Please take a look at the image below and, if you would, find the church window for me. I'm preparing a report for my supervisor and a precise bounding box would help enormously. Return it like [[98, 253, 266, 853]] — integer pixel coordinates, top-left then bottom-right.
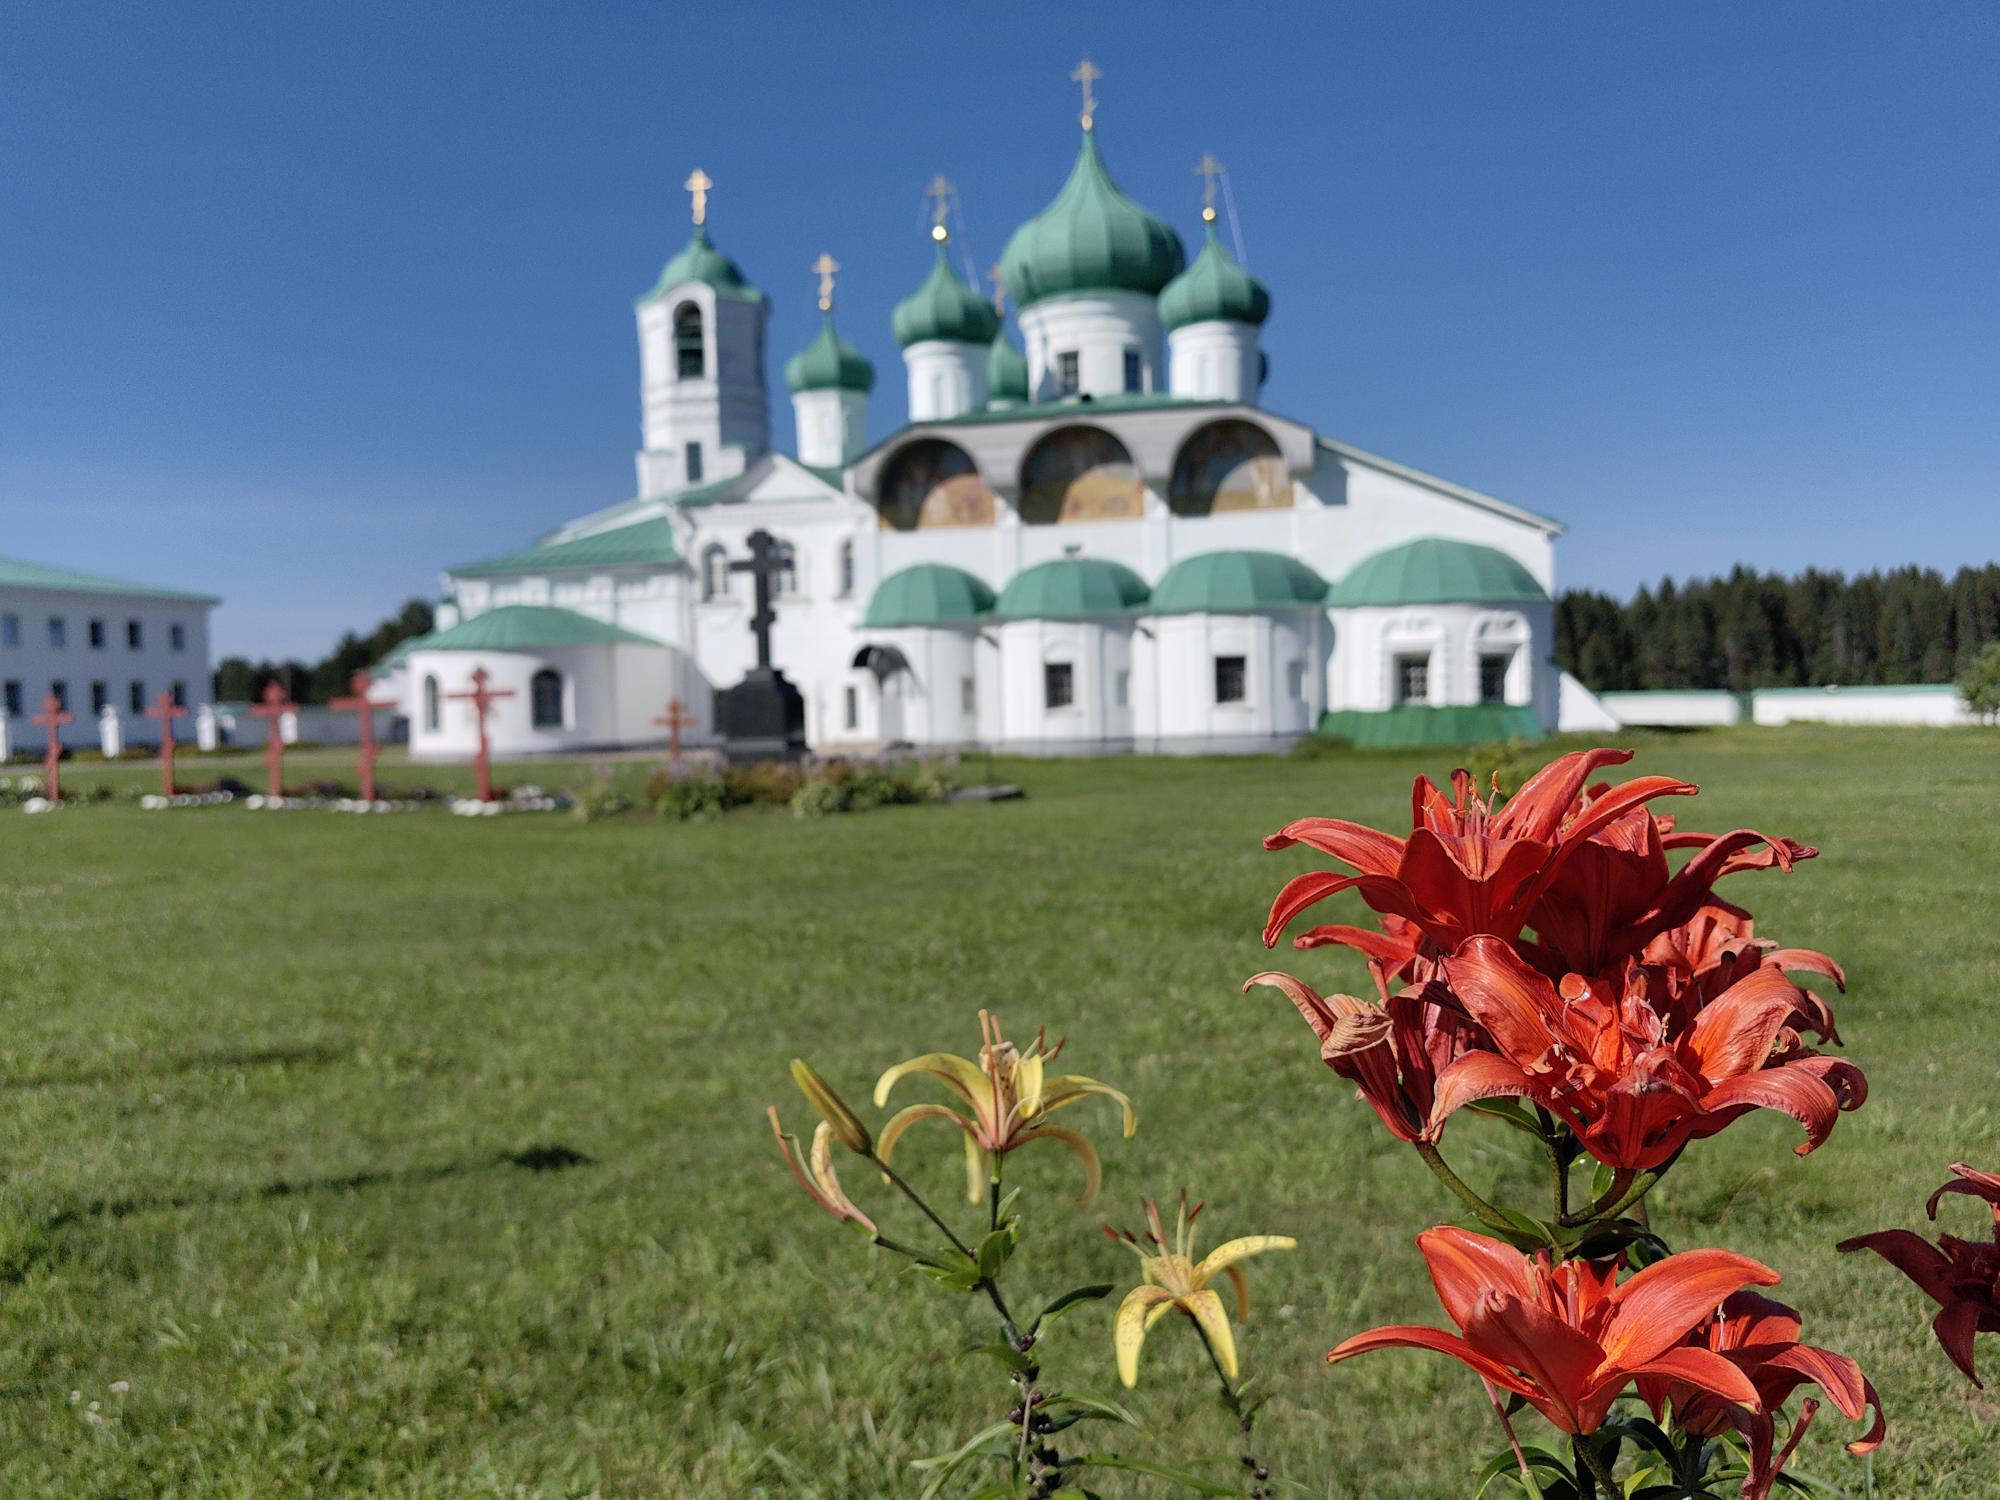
[[50, 679, 68, 711], [1018, 425, 1143, 524], [1214, 655, 1247, 705], [171, 680, 186, 708], [684, 440, 704, 484], [423, 674, 441, 732], [838, 540, 854, 597], [88, 618, 105, 649], [1043, 661, 1074, 710], [960, 675, 976, 715], [0, 613, 17, 647], [701, 544, 729, 600], [1114, 670, 1129, 708], [773, 541, 799, 597], [129, 680, 144, 712], [1479, 652, 1513, 705], [128, 619, 144, 649], [1168, 420, 1290, 516], [1395, 654, 1430, 705], [673, 302, 704, 379], [1285, 659, 1305, 702], [90, 681, 108, 714], [1122, 348, 1142, 393], [170, 622, 186, 651], [843, 684, 858, 731], [1056, 350, 1080, 395], [3, 681, 19, 717], [48, 616, 65, 649], [530, 668, 564, 728], [877, 438, 995, 531]]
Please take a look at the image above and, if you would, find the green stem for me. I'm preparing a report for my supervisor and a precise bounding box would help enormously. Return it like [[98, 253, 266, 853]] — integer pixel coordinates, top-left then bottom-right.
[[1193, 1320, 1268, 1497], [1559, 1163, 1669, 1229], [1414, 1141, 1518, 1235], [1536, 1108, 1570, 1222], [1573, 1434, 1616, 1495], [871, 1152, 1021, 1339]]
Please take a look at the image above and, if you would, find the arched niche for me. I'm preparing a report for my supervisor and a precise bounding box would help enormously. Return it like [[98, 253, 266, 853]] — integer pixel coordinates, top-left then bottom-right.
[[1168, 419, 1291, 516], [877, 438, 997, 531], [1018, 426, 1144, 525]]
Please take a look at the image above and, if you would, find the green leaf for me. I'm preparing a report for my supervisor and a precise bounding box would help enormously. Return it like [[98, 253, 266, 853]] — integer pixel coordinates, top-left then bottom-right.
[[1070, 1453, 1238, 1495], [914, 1247, 984, 1290], [912, 1419, 1018, 1500], [957, 1340, 1032, 1373], [1033, 1283, 1114, 1331], [1468, 1098, 1546, 1137], [994, 1186, 1022, 1224], [1041, 1390, 1140, 1428], [976, 1226, 1015, 1280]]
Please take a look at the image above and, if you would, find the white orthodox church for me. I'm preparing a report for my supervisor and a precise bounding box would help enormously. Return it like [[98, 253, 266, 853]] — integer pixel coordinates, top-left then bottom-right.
[[391, 93, 1566, 760]]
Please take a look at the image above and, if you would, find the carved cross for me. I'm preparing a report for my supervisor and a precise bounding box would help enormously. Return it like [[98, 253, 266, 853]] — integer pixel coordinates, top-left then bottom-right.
[[331, 670, 397, 803], [447, 666, 516, 803], [144, 690, 187, 797], [729, 529, 787, 672], [30, 693, 71, 803], [683, 167, 712, 226], [249, 679, 294, 798]]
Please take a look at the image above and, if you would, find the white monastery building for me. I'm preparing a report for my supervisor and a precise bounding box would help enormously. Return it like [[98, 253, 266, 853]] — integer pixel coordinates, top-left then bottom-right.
[[395, 97, 1567, 760]]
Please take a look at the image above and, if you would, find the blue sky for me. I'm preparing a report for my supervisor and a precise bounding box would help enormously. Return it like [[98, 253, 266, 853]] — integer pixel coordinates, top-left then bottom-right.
[[3, 1, 1995, 660]]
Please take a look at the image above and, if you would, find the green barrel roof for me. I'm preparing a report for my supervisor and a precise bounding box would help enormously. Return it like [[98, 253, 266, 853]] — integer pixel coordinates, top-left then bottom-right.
[[415, 606, 665, 652], [1325, 538, 1549, 608], [995, 557, 1150, 620], [785, 315, 875, 394], [999, 132, 1185, 310], [862, 564, 997, 629], [637, 227, 766, 306], [987, 329, 1029, 403], [450, 515, 681, 578], [1150, 550, 1325, 615], [892, 247, 1001, 347], [1158, 225, 1271, 330]]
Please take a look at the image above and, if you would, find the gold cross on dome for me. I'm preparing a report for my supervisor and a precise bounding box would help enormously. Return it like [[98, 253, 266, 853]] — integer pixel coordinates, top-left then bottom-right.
[[1071, 57, 1101, 130], [987, 262, 1007, 316], [683, 167, 712, 226], [811, 252, 839, 312], [1195, 153, 1224, 221]]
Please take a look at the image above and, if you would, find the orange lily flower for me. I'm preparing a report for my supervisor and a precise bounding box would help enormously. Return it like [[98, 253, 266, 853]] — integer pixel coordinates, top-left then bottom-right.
[[1327, 1226, 1778, 1436], [1840, 1161, 2000, 1385], [1106, 1195, 1293, 1386], [768, 1108, 876, 1236], [874, 1010, 1135, 1204]]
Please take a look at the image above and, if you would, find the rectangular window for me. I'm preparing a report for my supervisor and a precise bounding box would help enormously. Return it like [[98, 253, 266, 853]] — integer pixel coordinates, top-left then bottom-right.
[[48, 616, 65, 649], [3, 680, 20, 717], [1215, 655, 1247, 705], [1043, 661, 1074, 710], [88, 618, 106, 649], [1056, 350, 1080, 395], [960, 675, 976, 715], [843, 684, 858, 731], [127, 619, 143, 649], [1285, 660, 1305, 701], [171, 680, 186, 708], [169, 622, 186, 651], [129, 680, 145, 713], [1479, 652, 1512, 705], [1122, 348, 1142, 393], [0, 613, 18, 647], [51, 679, 68, 711], [1114, 670, 1130, 707], [1395, 654, 1430, 705], [684, 440, 704, 484], [90, 681, 108, 714]]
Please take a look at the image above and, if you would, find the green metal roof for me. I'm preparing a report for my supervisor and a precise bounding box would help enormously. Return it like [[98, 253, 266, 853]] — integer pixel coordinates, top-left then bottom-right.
[[1159, 224, 1271, 331], [785, 314, 875, 393], [999, 131, 1185, 310], [862, 564, 997, 629], [1318, 703, 1544, 749], [995, 557, 1150, 620], [0, 553, 219, 604], [637, 227, 766, 306], [449, 515, 681, 578], [416, 606, 665, 652], [374, 632, 434, 670], [893, 246, 1001, 347], [931, 391, 1221, 427], [987, 329, 1029, 403], [1326, 538, 1549, 608], [1150, 550, 1326, 615]]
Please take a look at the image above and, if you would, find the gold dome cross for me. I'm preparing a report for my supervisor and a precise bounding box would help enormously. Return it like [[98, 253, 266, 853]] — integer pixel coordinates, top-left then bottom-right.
[[683, 167, 712, 226]]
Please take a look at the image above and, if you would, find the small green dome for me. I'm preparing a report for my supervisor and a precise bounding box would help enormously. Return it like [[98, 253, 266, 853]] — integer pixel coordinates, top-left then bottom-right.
[[987, 329, 1029, 404], [995, 557, 1150, 620], [1159, 225, 1271, 331], [638, 228, 766, 306], [999, 133, 1185, 310], [1326, 538, 1549, 608], [863, 564, 997, 628], [892, 246, 1001, 347], [1151, 550, 1325, 615], [784, 315, 875, 394]]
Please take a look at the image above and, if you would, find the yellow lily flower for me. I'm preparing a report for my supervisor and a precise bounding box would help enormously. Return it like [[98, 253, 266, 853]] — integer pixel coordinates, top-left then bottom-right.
[[768, 1107, 877, 1235], [1107, 1194, 1294, 1387], [874, 1009, 1136, 1205]]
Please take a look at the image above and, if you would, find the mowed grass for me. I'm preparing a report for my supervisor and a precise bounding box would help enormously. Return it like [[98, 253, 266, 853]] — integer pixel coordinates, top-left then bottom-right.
[[1, 728, 1996, 1497]]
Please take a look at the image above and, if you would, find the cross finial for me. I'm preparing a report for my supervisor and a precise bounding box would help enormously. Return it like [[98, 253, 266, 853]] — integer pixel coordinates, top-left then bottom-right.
[[811, 252, 839, 312], [683, 167, 712, 226], [1071, 57, 1101, 131], [1195, 153, 1224, 223], [925, 175, 954, 242], [987, 262, 1008, 317]]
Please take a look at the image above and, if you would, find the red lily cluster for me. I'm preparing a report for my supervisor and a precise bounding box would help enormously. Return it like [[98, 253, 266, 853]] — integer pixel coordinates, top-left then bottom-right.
[[1257, 747, 1866, 1170], [1841, 1161, 2000, 1386]]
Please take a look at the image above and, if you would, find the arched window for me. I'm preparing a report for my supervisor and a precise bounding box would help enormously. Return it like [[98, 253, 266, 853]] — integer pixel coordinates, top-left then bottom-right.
[[530, 668, 564, 728], [673, 302, 704, 379], [773, 541, 800, 597], [422, 674, 441, 732], [701, 544, 729, 601], [876, 438, 996, 531], [1167, 420, 1290, 516], [838, 539, 855, 598], [1018, 426, 1143, 525]]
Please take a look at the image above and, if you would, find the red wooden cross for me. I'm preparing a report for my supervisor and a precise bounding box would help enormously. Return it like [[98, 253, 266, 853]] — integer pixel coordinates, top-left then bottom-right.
[[330, 670, 397, 803], [446, 666, 515, 803], [144, 690, 188, 797], [652, 696, 696, 763], [249, 679, 295, 797], [30, 693, 72, 803]]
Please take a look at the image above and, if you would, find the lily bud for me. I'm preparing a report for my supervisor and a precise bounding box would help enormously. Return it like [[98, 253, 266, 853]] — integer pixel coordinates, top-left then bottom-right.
[[791, 1059, 871, 1154]]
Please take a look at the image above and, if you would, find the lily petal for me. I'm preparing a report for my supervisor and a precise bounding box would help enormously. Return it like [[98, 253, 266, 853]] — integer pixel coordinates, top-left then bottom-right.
[[1182, 1287, 1240, 1380], [1598, 1248, 1780, 1372], [1114, 1284, 1175, 1387], [1196, 1235, 1296, 1285], [1326, 1322, 1540, 1403], [873, 1052, 992, 1113], [1013, 1124, 1103, 1205], [877, 1103, 979, 1164], [1039, 1074, 1138, 1138]]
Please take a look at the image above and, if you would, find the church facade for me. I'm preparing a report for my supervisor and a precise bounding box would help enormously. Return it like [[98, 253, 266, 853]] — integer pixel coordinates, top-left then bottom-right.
[[392, 115, 1564, 760]]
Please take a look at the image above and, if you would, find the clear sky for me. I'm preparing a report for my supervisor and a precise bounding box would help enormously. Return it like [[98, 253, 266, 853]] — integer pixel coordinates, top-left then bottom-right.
[[3, 1, 1994, 660]]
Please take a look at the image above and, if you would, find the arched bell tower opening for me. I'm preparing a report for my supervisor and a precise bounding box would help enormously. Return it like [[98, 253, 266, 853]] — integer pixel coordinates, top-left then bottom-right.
[[1167, 420, 1291, 516], [1018, 426, 1143, 524], [877, 439, 997, 531]]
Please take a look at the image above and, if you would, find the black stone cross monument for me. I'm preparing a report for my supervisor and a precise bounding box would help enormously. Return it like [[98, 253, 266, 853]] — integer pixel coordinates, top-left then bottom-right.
[[713, 528, 807, 761]]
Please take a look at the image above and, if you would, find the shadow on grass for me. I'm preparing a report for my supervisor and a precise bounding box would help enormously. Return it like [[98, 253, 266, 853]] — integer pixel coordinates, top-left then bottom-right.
[[3, 1042, 350, 1091]]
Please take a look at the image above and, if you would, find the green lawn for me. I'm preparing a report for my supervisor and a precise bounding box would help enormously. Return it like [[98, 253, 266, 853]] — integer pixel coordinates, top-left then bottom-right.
[[1, 729, 1995, 1496]]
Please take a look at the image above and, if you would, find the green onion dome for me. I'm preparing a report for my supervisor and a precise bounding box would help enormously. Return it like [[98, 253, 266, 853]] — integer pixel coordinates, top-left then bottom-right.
[[987, 329, 1029, 404], [784, 315, 875, 394], [892, 246, 1001, 347], [999, 133, 1185, 310], [1159, 224, 1271, 331], [637, 227, 766, 306]]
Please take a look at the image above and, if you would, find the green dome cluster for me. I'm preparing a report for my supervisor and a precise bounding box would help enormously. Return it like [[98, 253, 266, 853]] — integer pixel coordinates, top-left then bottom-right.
[[1159, 225, 1271, 331], [987, 330, 1029, 403], [638, 228, 765, 306], [892, 247, 1001, 347], [784, 315, 875, 394], [999, 133, 1185, 309]]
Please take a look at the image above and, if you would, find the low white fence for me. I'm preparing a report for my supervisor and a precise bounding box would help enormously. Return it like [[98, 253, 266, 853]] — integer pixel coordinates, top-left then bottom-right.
[[1587, 685, 1973, 730]]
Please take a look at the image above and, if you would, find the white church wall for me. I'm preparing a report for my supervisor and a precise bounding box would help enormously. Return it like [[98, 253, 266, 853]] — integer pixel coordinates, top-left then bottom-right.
[[636, 283, 768, 496], [996, 618, 1135, 752], [1330, 604, 1546, 717], [1144, 611, 1320, 751], [405, 643, 678, 760], [903, 340, 988, 422], [1017, 290, 1164, 402], [1167, 320, 1261, 402]]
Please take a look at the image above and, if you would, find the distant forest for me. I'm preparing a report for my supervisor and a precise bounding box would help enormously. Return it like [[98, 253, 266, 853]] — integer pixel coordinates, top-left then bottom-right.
[[213, 600, 434, 704], [1557, 565, 2000, 692]]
